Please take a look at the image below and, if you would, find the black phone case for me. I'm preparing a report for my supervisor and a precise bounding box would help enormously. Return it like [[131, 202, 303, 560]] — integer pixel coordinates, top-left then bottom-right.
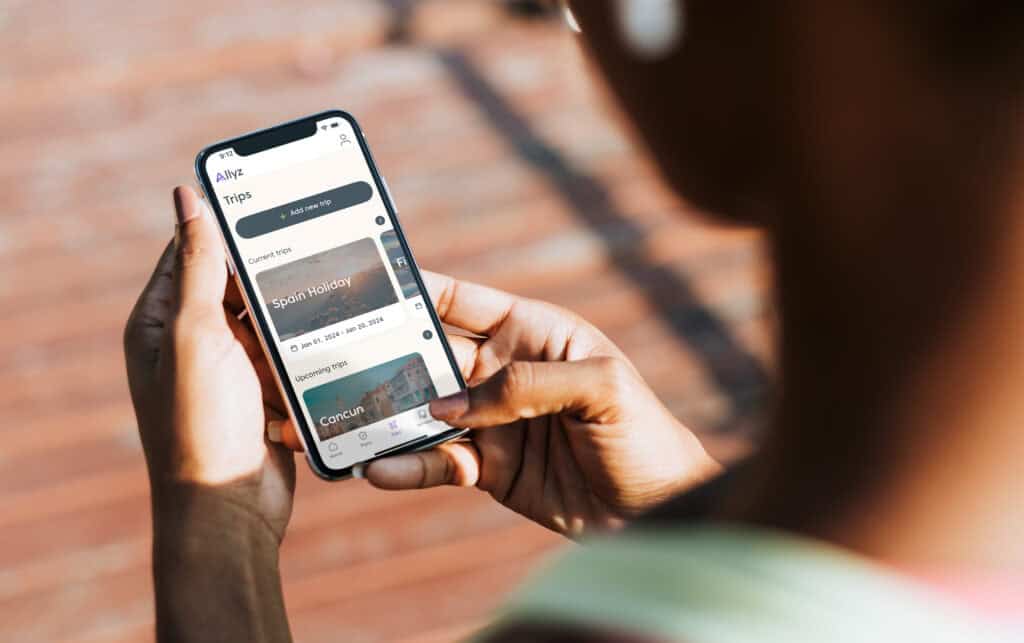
[[195, 109, 468, 480]]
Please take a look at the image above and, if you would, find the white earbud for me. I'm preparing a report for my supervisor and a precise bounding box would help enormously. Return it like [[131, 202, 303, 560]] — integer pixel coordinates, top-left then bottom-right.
[[562, 1, 582, 33], [616, 0, 685, 60]]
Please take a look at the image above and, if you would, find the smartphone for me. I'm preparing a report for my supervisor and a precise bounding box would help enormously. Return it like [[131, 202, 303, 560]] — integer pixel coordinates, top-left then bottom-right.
[[195, 110, 467, 480]]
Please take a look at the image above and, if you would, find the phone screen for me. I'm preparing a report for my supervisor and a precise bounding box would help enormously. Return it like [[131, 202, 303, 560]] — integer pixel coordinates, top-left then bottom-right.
[[198, 112, 464, 475]]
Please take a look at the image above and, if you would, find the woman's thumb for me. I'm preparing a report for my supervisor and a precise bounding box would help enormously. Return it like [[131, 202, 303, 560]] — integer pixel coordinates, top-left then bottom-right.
[[172, 185, 227, 316], [430, 357, 629, 428]]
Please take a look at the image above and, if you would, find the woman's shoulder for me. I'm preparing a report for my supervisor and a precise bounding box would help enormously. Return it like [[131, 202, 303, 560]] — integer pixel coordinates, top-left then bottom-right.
[[476, 523, 1010, 643]]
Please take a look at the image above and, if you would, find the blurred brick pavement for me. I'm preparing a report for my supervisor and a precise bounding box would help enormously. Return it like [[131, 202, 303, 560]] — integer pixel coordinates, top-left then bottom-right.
[[0, 1, 771, 641]]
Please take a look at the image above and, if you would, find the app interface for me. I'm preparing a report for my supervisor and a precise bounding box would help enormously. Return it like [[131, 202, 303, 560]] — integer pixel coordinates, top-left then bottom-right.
[[204, 115, 462, 470]]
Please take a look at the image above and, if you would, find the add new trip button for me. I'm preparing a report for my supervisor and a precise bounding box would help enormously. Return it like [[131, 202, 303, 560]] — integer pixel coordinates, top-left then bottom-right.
[[235, 181, 374, 239]]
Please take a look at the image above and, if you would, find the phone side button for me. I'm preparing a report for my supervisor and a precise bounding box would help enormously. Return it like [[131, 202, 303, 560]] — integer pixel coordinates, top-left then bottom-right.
[[382, 177, 397, 212], [221, 239, 238, 275]]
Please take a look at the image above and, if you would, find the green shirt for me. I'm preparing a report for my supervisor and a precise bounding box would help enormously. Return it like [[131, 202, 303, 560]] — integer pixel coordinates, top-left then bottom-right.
[[483, 524, 1016, 643]]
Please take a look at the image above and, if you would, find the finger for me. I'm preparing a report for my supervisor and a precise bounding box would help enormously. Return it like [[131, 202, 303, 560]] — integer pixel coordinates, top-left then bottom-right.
[[421, 271, 518, 336], [124, 240, 176, 366], [224, 304, 280, 398], [267, 417, 304, 452], [172, 185, 227, 317], [447, 334, 480, 381], [364, 441, 481, 489], [430, 357, 629, 428], [224, 274, 247, 317]]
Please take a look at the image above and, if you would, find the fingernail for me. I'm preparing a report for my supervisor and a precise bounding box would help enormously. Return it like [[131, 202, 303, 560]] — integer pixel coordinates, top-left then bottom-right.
[[429, 391, 469, 420], [352, 463, 365, 479], [363, 457, 399, 477], [173, 186, 200, 225], [362, 456, 414, 485], [266, 420, 283, 443]]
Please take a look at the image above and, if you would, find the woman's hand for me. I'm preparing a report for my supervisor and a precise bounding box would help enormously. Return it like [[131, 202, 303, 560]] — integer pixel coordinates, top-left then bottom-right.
[[361, 273, 721, 537], [124, 186, 296, 642], [124, 186, 296, 540], [130, 186, 718, 544]]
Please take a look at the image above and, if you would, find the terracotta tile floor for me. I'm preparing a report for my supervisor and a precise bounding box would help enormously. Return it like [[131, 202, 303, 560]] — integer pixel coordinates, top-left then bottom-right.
[[0, 2, 770, 641]]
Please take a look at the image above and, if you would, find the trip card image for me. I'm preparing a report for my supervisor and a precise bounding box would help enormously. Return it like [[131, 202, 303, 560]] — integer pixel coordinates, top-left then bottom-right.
[[256, 238, 398, 342], [380, 230, 421, 299], [303, 353, 438, 440]]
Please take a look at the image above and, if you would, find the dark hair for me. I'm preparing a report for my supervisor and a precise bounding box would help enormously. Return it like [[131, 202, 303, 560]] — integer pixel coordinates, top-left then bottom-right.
[[907, 2, 1024, 75]]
